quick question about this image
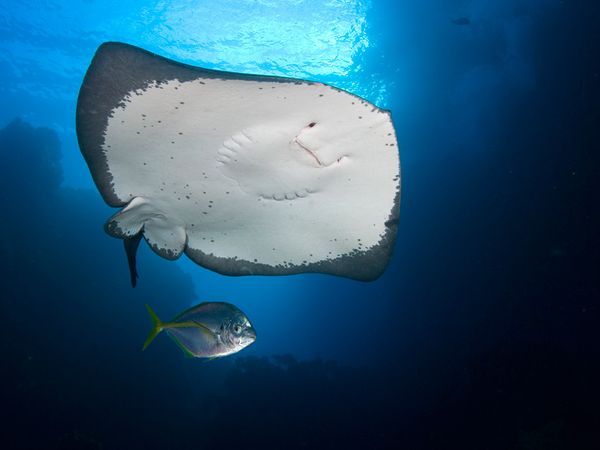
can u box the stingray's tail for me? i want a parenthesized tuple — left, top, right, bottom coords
(143, 304, 164, 351)
(124, 232, 143, 288)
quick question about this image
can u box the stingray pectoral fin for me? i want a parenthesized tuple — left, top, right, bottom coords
(143, 217, 186, 260)
(104, 197, 154, 238)
(105, 196, 187, 285)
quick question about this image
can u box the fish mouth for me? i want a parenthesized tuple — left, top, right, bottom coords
(246, 327, 257, 340)
(242, 327, 257, 345)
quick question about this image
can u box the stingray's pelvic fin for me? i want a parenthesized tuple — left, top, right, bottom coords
(124, 232, 143, 287)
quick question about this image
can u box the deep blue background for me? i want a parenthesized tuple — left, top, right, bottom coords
(1, 1, 598, 449)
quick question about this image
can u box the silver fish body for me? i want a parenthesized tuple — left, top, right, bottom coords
(143, 302, 256, 358)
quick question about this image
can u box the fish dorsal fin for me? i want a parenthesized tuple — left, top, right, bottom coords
(171, 303, 210, 321)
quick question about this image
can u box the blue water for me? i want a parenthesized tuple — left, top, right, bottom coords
(1, 1, 598, 449)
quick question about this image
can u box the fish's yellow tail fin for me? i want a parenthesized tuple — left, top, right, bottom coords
(143, 304, 164, 351)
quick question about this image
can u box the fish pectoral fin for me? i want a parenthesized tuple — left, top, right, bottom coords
(192, 321, 215, 336)
(165, 321, 218, 359)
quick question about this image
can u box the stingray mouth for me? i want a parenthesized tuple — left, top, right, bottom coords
(292, 137, 322, 166)
(291, 137, 347, 168)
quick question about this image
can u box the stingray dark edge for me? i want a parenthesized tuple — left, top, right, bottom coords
(185, 185, 400, 281)
(76, 41, 400, 281)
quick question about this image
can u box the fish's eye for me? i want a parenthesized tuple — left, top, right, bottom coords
(233, 325, 241, 333)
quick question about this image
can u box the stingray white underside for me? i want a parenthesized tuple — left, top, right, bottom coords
(77, 43, 400, 279)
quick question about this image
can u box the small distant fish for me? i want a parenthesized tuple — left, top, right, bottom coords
(451, 17, 471, 26)
(143, 302, 256, 358)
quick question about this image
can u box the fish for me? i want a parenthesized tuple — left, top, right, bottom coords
(143, 302, 256, 359)
(451, 17, 471, 26)
(76, 42, 401, 287)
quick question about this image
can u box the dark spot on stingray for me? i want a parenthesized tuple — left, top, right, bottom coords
(210, 239, 214, 243)
(358, 116, 362, 119)
(143, 162, 147, 165)
(142, 114, 146, 117)
(158, 120, 162, 123)
(259, 87, 263, 90)
(186, 195, 190, 199)
(309, 122, 316, 128)
(171, 141, 175, 144)
(390, 143, 395, 147)
(226, 191, 230, 194)
(384, 218, 399, 228)
(203, 212, 207, 215)
(178, 132, 183, 135)
(319, 94, 324, 97)
(180, 101, 185, 104)
(136, 131, 140, 134)
(388, 133, 391, 136)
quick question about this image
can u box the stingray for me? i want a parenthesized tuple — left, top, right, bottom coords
(76, 42, 400, 286)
